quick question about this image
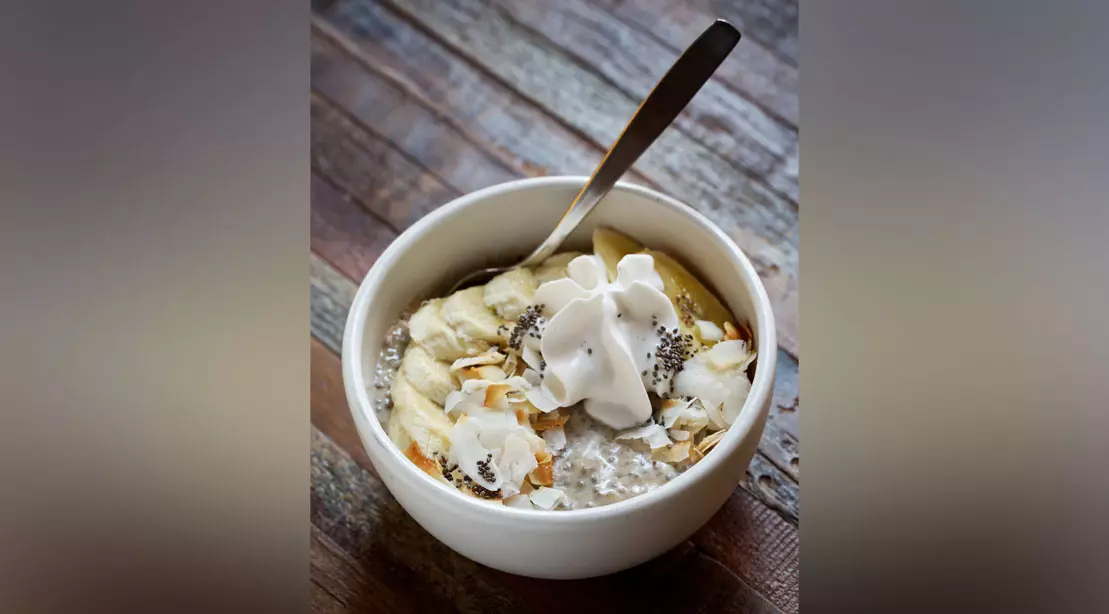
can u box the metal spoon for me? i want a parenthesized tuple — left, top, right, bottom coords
(446, 19, 741, 294)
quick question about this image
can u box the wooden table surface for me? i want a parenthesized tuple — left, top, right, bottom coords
(309, 0, 799, 611)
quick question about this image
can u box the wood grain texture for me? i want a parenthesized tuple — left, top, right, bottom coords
(359, 0, 796, 220)
(312, 425, 794, 613)
(768, 148, 799, 203)
(708, 0, 798, 66)
(311, 16, 643, 188)
(489, 0, 798, 179)
(310, 253, 355, 356)
(312, 172, 399, 282)
(312, 31, 526, 190)
(308, 250, 798, 522)
(312, 428, 528, 612)
(692, 484, 801, 613)
(312, 336, 375, 474)
(311, 91, 457, 232)
(591, 0, 798, 126)
(312, 6, 800, 358)
(312, 525, 456, 613)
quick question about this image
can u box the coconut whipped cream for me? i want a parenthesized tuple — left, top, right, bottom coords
(528, 254, 682, 430)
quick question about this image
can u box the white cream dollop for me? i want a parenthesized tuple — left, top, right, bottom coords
(531, 254, 680, 429)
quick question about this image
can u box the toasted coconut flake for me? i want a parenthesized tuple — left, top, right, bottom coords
(616, 423, 672, 449)
(500, 434, 538, 489)
(522, 345, 543, 371)
(443, 389, 469, 415)
(526, 386, 562, 413)
(697, 429, 728, 455)
(522, 368, 542, 387)
(484, 383, 513, 409)
(532, 411, 568, 432)
(450, 350, 506, 371)
(502, 352, 519, 376)
(706, 340, 754, 371)
(503, 493, 534, 509)
(476, 365, 508, 381)
(689, 444, 705, 464)
(669, 429, 690, 441)
(724, 321, 740, 340)
(448, 415, 502, 491)
(541, 425, 567, 452)
(512, 398, 543, 416)
(534, 447, 553, 465)
(529, 487, 565, 510)
(660, 398, 694, 428)
(696, 320, 725, 342)
(721, 376, 752, 426)
(404, 442, 440, 476)
(502, 375, 532, 391)
(668, 441, 692, 462)
(528, 459, 554, 487)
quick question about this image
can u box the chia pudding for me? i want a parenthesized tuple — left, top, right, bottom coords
(370, 228, 755, 511)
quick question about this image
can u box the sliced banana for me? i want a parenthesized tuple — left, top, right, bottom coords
(389, 365, 454, 461)
(648, 249, 735, 330)
(483, 268, 537, 320)
(409, 298, 474, 361)
(401, 345, 457, 406)
(534, 251, 583, 285)
(592, 227, 644, 282)
(441, 286, 504, 344)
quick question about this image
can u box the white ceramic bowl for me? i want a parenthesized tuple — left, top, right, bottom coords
(342, 176, 776, 579)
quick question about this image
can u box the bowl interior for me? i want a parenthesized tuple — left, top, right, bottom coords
(345, 176, 774, 517)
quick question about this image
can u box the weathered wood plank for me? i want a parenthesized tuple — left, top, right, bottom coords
(694, 489, 800, 613)
(310, 253, 356, 356)
(311, 19, 648, 189)
(308, 251, 799, 520)
(312, 336, 375, 474)
(311, 580, 349, 614)
(708, 0, 798, 66)
(771, 348, 799, 440)
(491, 0, 798, 172)
(312, 32, 524, 191)
(311, 91, 457, 232)
(313, 3, 800, 358)
(747, 454, 798, 523)
(361, 0, 798, 245)
(312, 172, 399, 282)
(313, 425, 793, 613)
(492, 545, 784, 614)
(590, 0, 798, 126)
(767, 148, 798, 203)
(312, 524, 454, 613)
(312, 427, 527, 612)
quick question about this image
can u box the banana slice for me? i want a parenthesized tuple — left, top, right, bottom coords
(534, 252, 583, 285)
(401, 345, 457, 406)
(389, 365, 455, 461)
(592, 227, 644, 282)
(409, 298, 474, 361)
(592, 227, 736, 348)
(442, 286, 504, 344)
(483, 268, 537, 320)
(648, 250, 735, 330)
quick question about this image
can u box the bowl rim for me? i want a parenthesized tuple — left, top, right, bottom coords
(341, 175, 777, 524)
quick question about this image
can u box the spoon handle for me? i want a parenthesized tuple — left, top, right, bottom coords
(519, 19, 741, 268)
